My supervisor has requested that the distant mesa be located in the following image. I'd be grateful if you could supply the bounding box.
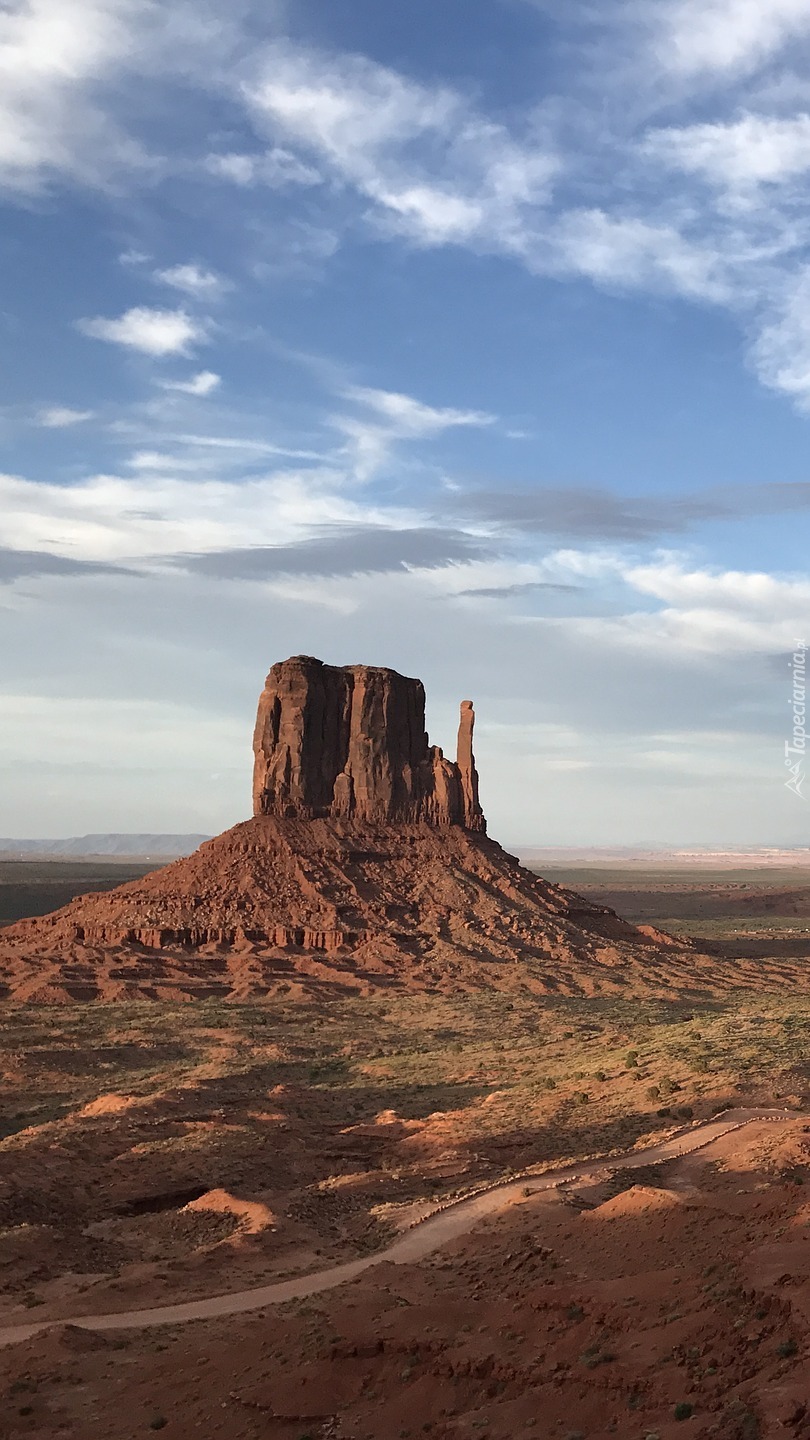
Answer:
[0,835,209,860]
[252,655,485,830]
[0,655,716,1003]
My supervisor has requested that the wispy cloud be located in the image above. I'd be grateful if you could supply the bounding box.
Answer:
[335,384,495,481]
[453,477,810,539]
[344,385,493,436]
[220,27,810,411]
[651,0,810,82]
[0,545,128,582]
[36,405,95,428]
[0,464,402,562]
[158,371,221,396]
[542,209,730,302]
[642,113,810,198]
[155,262,229,298]
[246,42,558,250]
[0,0,149,194]
[750,269,810,405]
[6,4,810,417]
[204,147,321,188]
[177,526,490,580]
[77,306,205,356]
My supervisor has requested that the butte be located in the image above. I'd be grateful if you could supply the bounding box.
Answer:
[0,655,694,1002]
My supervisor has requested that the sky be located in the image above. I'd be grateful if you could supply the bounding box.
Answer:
[1,0,810,847]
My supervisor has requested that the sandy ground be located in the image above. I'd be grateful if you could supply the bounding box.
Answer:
[0,1107,793,1344]
[1,1110,808,1439]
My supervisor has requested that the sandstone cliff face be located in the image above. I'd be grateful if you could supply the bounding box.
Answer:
[252,656,485,830]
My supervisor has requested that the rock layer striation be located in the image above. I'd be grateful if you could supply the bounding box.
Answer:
[252,656,485,831]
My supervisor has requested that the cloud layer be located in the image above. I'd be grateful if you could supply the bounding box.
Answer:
[1,0,808,842]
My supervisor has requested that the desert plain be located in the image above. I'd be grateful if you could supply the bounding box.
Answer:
[0,659,807,1440]
[0,860,807,1440]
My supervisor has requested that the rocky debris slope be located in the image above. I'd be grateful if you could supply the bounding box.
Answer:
[0,654,705,1001]
[0,813,682,1001]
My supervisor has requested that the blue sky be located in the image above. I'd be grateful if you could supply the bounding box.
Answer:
[2,0,810,845]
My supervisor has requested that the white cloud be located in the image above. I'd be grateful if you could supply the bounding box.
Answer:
[246,43,557,252]
[0,466,400,562]
[36,405,94,428]
[159,370,221,397]
[205,152,255,185]
[443,548,808,656]
[653,0,810,81]
[77,306,204,356]
[119,247,150,267]
[0,0,139,192]
[546,210,730,302]
[127,450,201,473]
[752,270,810,405]
[643,113,810,193]
[345,385,494,437]
[561,555,810,654]
[170,433,327,461]
[0,0,274,196]
[236,40,732,309]
[370,184,486,246]
[204,147,321,188]
[336,384,495,481]
[623,558,810,611]
[155,262,229,298]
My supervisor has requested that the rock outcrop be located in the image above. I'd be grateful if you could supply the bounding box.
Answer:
[0,653,708,1003]
[252,656,485,831]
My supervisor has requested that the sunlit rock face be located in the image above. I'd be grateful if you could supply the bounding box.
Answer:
[252,655,486,832]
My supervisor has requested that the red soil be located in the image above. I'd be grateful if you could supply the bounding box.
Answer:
[1,1117,807,1439]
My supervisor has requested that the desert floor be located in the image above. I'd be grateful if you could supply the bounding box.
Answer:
[0,864,807,1438]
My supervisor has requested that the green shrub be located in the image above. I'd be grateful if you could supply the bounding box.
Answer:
[674,1403,694,1421]
[777,1338,798,1358]
[646,1085,661,1100]
[625,1050,639,1068]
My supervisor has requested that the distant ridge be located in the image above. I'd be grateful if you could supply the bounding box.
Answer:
[0,835,210,859]
[519,845,810,868]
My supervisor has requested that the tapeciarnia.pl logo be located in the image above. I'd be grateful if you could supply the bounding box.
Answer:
[785,639,807,799]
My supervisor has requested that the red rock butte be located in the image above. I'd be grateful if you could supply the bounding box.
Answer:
[0,655,721,1003]
[252,656,485,830]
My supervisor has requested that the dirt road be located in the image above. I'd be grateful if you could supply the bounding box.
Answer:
[0,1107,798,1347]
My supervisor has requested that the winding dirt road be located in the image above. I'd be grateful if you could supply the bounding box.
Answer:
[0,1107,799,1348]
